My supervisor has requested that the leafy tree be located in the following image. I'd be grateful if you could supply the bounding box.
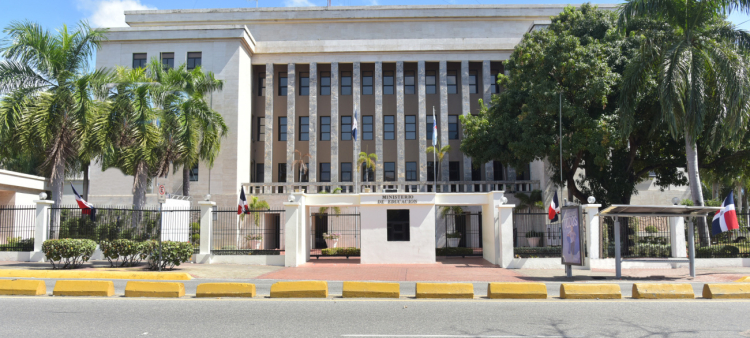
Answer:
[514,190,544,213]
[427,142,451,188]
[357,151,377,186]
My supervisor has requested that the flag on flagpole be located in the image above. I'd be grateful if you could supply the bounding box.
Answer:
[238,187,249,215]
[71,183,96,220]
[548,191,560,222]
[352,108,358,141]
[432,107,437,146]
[712,191,739,234]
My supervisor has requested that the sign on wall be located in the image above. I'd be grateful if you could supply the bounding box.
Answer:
[360,194,434,205]
[561,206,584,266]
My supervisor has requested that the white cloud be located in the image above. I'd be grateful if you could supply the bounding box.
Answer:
[284,0,316,7]
[368,0,379,5]
[77,0,157,28]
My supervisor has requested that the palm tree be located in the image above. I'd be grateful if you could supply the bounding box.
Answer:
[618,0,750,245]
[515,190,543,213]
[439,205,464,219]
[318,187,342,215]
[357,151,377,189]
[292,150,312,184]
[246,195,270,227]
[427,142,451,189]
[0,21,108,206]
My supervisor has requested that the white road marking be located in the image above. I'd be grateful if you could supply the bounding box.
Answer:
[341,335,579,337]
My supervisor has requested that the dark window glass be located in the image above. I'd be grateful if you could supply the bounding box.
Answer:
[258,73,265,96]
[341,116,352,141]
[320,163,331,182]
[493,161,504,180]
[361,164,374,182]
[132,53,147,69]
[320,116,330,141]
[472,165,482,181]
[258,117,265,141]
[279,72,288,96]
[362,71,373,95]
[341,162,352,182]
[406,162,417,181]
[299,116,309,141]
[278,163,287,183]
[405,115,416,140]
[161,53,174,70]
[186,52,201,70]
[320,71,331,96]
[387,210,410,241]
[426,115,436,142]
[448,115,459,140]
[427,161,435,181]
[341,71,352,95]
[469,70,478,94]
[363,115,373,140]
[253,163,264,183]
[189,164,199,182]
[384,115,394,140]
[383,71,394,95]
[491,70,500,94]
[300,72,309,96]
[384,162,395,182]
[297,163,309,182]
[426,70,436,94]
[279,117,287,141]
[449,161,460,181]
[447,70,457,94]
[404,70,415,95]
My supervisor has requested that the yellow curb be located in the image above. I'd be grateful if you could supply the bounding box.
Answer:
[125,281,185,298]
[632,283,694,299]
[703,283,750,299]
[560,284,621,299]
[487,283,547,299]
[0,279,46,296]
[53,280,115,297]
[196,283,256,298]
[734,277,750,283]
[342,281,399,298]
[270,281,328,298]
[0,269,191,281]
[416,283,474,299]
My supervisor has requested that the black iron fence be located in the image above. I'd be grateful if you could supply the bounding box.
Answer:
[0,205,35,251]
[601,216,672,258]
[513,212,562,257]
[437,212,482,256]
[212,208,284,255]
[310,212,360,257]
[691,213,750,258]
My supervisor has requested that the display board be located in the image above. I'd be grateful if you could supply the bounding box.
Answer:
[561,205,584,266]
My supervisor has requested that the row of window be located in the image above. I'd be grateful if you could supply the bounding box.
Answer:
[258,70,501,97]
[258,115,459,141]
[132,52,202,70]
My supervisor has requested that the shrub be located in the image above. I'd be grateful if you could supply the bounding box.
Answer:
[436,247,474,256]
[525,230,544,238]
[446,232,462,239]
[99,239,144,267]
[42,239,97,269]
[140,241,194,270]
[322,247,360,256]
[514,246,562,257]
[0,237,34,251]
[644,226,658,234]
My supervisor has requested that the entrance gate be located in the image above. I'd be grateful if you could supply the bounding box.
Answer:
[438,212,483,256]
[310,212,361,258]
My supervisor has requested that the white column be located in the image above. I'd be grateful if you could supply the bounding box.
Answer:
[461,60,472,190]
[353,62,361,192]
[196,201,215,263]
[309,63,318,189]
[439,61,449,185]
[32,199,54,262]
[482,60,494,184]
[670,217,687,258]
[497,204,514,268]
[396,61,405,184]
[284,193,307,267]
[264,64,274,183]
[418,61,427,186]
[286,63,296,183]
[482,191,512,267]
[331,62,339,184]
[375,62,384,183]
[582,203,601,269]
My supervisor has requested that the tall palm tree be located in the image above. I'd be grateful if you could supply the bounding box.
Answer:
[427,142,451,189]
[357,151,377,188]
[618,0,750,244]
[0,21,108,206]
[292,150,312,184]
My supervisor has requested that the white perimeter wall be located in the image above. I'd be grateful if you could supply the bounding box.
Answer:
[360,204,436,264]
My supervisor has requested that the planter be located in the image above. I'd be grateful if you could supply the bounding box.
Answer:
[294,189,301,193]
[249,240,262,250]
[447,238,460,248]
[363,188,372,193]
[527,237,540,248]
[325,238,339,248]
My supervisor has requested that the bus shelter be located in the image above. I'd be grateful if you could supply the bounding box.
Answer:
[599,205,721,278]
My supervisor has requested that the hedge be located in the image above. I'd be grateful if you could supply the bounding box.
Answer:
[513,246,562,257]
[140,241,194,270]
[436,247,474,256]
[0,237,33,251]
[100,239,144,267]
[42,239,97,269]
[321,247,360,256]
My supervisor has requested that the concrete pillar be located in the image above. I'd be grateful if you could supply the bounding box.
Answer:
[418,61,427,185]
[284,193,307,267]
[439,61,449,185]
[286,63,296,183]
[482,191,512,267]
[309,62,318,188]
[396,61,405,184]
[482,60,494,184]
[461,60,472,190]
[353,62,361,192]
[670,217,687,258]
[195,201,215,264]
[582,204,601,269]
[264,63,274,183]
[331,62,339,183]
[497,204,514,268]
[375,61,384,183]
[32,199,54,262]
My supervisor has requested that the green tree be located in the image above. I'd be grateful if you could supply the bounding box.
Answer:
[357,151,377,186]
[427,142,451,187]
[618,0,750,244]
[514,190,544,213]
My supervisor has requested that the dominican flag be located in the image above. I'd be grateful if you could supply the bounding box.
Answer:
[432,108,438,146]
[71,183,95,220]
[548,191,560,222]
[712,191,739,234]
[237,187,250,215]
[352,108,358,141]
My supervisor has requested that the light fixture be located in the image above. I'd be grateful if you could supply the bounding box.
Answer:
[587,196,596,204]
[501,197,508,204]
[672,197,680,205]
[204,194,211,201]
[288,194,295,203]
[38,192,47,200]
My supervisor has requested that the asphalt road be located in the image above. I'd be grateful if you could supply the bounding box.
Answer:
[0,297,749,337]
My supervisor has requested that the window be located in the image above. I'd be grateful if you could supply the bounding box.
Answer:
[405,71,415,94]
[363,115,373,140]
[253,163,264,183]
[189,164,199,181]
[297,163,309,182]
[406,162,417,181]
[279,72,288,96]
[257,117,265,141]
[361,164,374,182]
[186,52,201,70]
[491,70,500,94]
[384,162,395,181]
[341,116,352,141]
[320,72,331,96]
[299,116,309,141]
[161,53,174,70]
[320,163,331,182]
[320,117,330,141]
[341,71,352,95]
[426,70,436,94]
[383,71,394,95]
[279,117,287,141]
[132,53,147,69]
[405,115,416,140]
[341,162,352,182]
[257,73,265,96]
[472,165,482,181]
[362,71,373,95]
[426,115,436,142]
[447,70,457,94]
[387,210,410,241]
[427,161,435,181]
[449,161,460,181]
[469,70,478,94]
[299,72,309,96]
[278,163,287,183]
[448,115,459,140]
[384,115,395,140]
[493,161,504,180]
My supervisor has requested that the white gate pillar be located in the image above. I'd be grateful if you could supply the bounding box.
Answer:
[482,191,513,267]
[582,203,601,269]
[195,201,215,264]
[670,217,687,258]
[31,199,54,262]
[284,193,307,267]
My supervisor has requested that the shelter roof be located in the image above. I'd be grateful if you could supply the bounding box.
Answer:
[598,205,721,218]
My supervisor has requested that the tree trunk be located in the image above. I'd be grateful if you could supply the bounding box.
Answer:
[182,165,190,196]
[49,155,65,232]
[684,130,710,246]
[132,162,149,210]
[82,162,90,201]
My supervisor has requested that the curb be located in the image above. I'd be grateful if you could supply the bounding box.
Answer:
[0,279,46,296]
[631,283,694,299]
[487,282,547,299]
[342,281,400,298]
[560,283,621,299]
[703,283,750,299]
[416,283,474,299]
[734,277,750,283]
[196,283,256,298]
[125,281,185,298]
[0,269,191,281]
[270,281,328,298]
[53,280,115,297]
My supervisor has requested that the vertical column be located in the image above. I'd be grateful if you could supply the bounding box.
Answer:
[670,216,687,258]
[583,203,601,268]
[353,62,361,192]
[32,199,54,261]
[418,61,427,186]
[396,61,405,184]
[439,61,449,184]
[284,194,307,267]
[461,61,472,190]
[196,201,215,263]
[309,63,318,187]
[331,62,339,184]
[264,64,274,183]
[375,62,384,183]
[482,60,494,185]
[286,63,296,183]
